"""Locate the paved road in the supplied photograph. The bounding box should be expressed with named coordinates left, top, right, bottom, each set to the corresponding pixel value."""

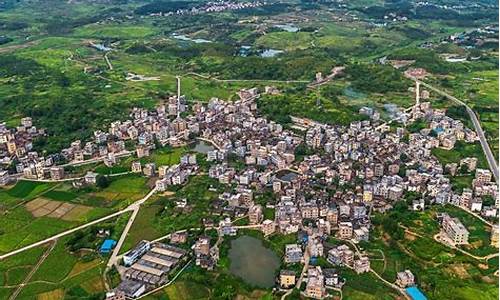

left=106, top=187, right=157, bottom=269
left=185, top=72, right=309, bottom=84
left=416, top=79, right=499, bottom=183
left=57, top=150, right=132, bottom=169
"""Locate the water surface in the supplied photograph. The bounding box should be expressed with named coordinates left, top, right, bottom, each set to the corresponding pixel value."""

left=193, top=140, right=215, bottom=154
left=228, top=235, right=280, bottom=287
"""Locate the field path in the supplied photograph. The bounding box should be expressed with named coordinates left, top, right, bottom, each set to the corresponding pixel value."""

left=8, top=240, right=57, bottom=300
left=0, top=39, right=41, bottom=54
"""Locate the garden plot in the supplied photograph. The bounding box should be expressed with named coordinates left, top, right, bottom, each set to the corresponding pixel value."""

left=25, top=198, right=92, bottom=221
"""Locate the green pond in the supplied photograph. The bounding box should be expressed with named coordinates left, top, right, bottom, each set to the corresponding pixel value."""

left=228, top=235, right=280, bottom=288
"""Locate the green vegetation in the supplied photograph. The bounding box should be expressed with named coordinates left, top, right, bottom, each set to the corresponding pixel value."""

left=366, top=201, right=499, bottom=300
left=0, top=175, right=145, bottom=254
left=0, top=246, right=46, bottom=288
left=258, top=87, right=365, bottom=126
left=0, top=0, right=496, bottom=298
left=5, top=181, right=55, bottom=200
left=432, top=141, right=489, bottom=169
left=0, top=213, right=130, bottom=299
left=345, top=63, right=411, bottom=94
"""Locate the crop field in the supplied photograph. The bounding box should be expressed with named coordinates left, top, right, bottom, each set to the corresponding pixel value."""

left=0, top=175, right=147, bottom=254
left=0, top=0, right=496, bottom=298
left=0, top=206, right=75, bottom=254
left=0, top=212, right=130, bottom=299
left=4, top=181, right=55, bottom=200
left=0, top=246, right=46, bottom=289
left=73, top=24, right=158, bottom=39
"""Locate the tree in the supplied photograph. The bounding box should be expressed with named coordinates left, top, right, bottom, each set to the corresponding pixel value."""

left=96, top=175, right=110, bottom=189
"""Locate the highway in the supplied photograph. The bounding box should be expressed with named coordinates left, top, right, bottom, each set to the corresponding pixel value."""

left=416, top=79, right=499, bottom=183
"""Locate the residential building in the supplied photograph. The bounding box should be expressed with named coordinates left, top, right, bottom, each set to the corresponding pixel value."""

left=249, top=204, right=263, bottom=225
left=284, top=244, right=303, bottom=264
left=396, top=270, right=415, bottom=288
left=279, top=270, right=296, bottom=288
left=262, top=219, right=276, bottom=236
left=441, top=213, right=469, bottom=245
left=353, top=256, right=370, bottom=274
left=49, top=167, right=65, bottom=180
left=338, top=222, right=353, bottom=239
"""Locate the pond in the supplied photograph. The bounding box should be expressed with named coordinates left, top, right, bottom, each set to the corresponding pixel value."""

left=261, top=48, right=284, bottom=58
left=171, top=33, right=212, bottom=44
left=192, top=140, right=215, bottom=154
left=274, top=24, right=299, bottom=32
left=276, top=170, right=298, bottom=182
left=343, top=86, right=366, bottom=100
left=228, top=235, right=280, bottom=288
left=237, top=46, right=285, bottom=58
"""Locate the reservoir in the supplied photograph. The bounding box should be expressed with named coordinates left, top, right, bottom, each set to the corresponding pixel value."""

left=228, top=235, right=280, bottom=288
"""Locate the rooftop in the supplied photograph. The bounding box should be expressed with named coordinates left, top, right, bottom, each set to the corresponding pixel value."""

left=406, top=286, right=427, bottom=300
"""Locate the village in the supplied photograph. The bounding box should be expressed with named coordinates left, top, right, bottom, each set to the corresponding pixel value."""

left=0, top=80, right=498, bottom=300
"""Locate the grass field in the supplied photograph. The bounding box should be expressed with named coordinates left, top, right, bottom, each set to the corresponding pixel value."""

left=120, top=204, right=164, bottom=254
left=142, top=146, right=186, bottom=166
left=364, top=202, right=499, bottom=300
left=5, top=181, right=55, bottom=200
left=432, top=141, right=489, bottom=169
left=0, top=176, right=143, bottom=254
left=73, top=25, right=158, bottom=39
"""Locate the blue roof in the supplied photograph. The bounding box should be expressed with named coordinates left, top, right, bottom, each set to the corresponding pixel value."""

left=100, top=239, right=116, bottom=253
left=406, top=287, right=427, bottom=300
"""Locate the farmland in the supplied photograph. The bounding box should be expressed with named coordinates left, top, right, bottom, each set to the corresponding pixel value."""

left=0, top=175, right=146, bottom=254
left=0, top=211, right=130, bottom=299
left=0, top=0, right=496, bottom=298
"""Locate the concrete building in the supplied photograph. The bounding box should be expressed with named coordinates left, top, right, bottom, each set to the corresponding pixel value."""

left=353, top=256, right=370, bottom=274
left=49, top=167, right=65, bottom=180
left=338, top=222, right=353, bottom=239
left=261, top=219, right=276, bottom=236
left=396, top=270, right=415, bottom=288
left=279, top=270, right=296, bottom=288
left=284, top=244, right=303, bottom=264
left=441, top=213, right=469, bottom=245
left=305, top=266, right=326, bottom=299
left=248, top=204, right=263, bottom=225
left=123, top=241, right=151, bottom=266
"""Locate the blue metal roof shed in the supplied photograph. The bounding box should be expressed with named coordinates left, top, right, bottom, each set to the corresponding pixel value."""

left=405, top=286, right=427, bottom=300
left=100, top=239, right=116, bottom=254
